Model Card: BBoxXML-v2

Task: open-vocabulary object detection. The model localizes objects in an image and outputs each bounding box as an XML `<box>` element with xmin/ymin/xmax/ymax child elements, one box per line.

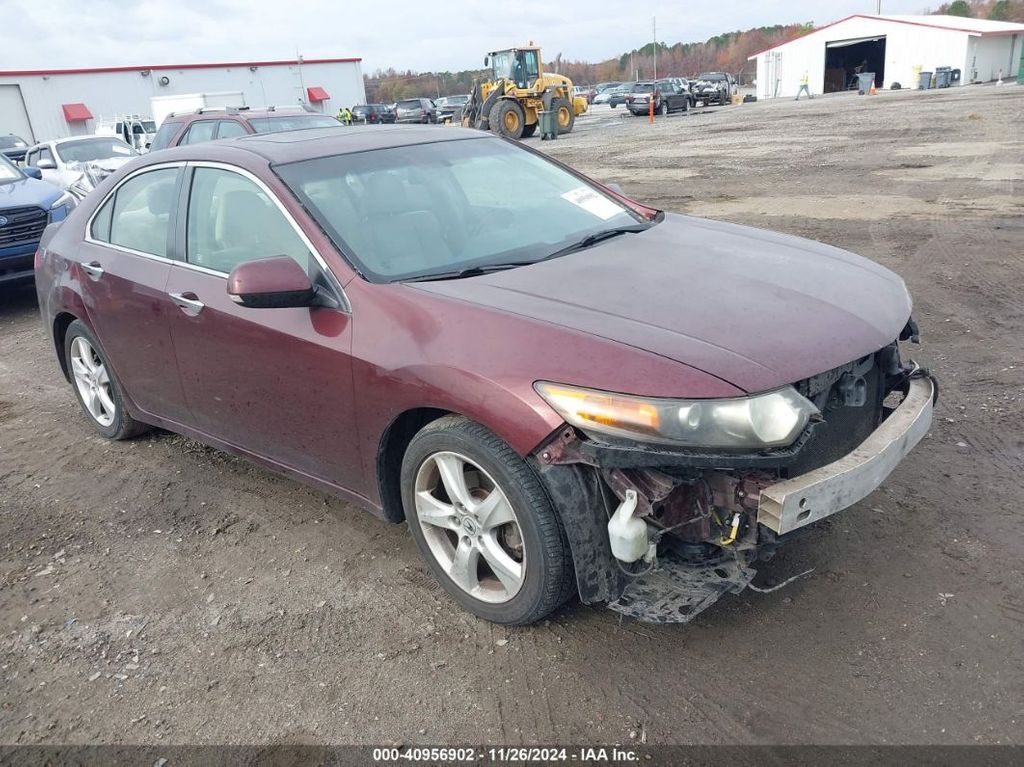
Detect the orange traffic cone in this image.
<box><xmin>869</xmin><ymin>81</ymin><xmax>877</xmax><ymax>96</ymax></box>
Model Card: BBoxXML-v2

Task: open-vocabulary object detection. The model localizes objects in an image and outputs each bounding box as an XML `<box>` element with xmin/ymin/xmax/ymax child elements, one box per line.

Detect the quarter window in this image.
<box><xmin>105</xmin><ymin>168</ymin><xmax>179</xmax><ymax>257</ymax></box>
<box><xmin>185</xmin><ymin>167</ymin><xmax>313</xmax><ymax>274</ymax></box>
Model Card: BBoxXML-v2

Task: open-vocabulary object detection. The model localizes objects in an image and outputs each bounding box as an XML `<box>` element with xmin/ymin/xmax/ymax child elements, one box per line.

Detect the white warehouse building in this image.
<box><xmin>0</xmin><ymin>56</ymin><xmax>366</xmax><ymax>143</ymax></box>
<box><xmin>750</xmin><ymin>14</ymin><xmax>1024</xmax><ymax>100</ymax></box>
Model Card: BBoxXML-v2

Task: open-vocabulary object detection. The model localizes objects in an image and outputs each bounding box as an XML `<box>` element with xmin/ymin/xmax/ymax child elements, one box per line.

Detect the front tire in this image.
<box><xmin>489</xmin><ymin>100</ymin><xmax>525</xmax><ymax>139</ymax></box>
<box><xmin>551</xmin><ymin>97</ymin><xmax>575</xmax><ymax>134</ymax></box>
<box><xmin>64</xmin><ymin>320</ymin><xmax>148</xmax><ymax>440</ymax></box>
<box><xmin>401</xmin><ymin>415</ymin><xmax>575</xmax><ymax>625</ymax></box>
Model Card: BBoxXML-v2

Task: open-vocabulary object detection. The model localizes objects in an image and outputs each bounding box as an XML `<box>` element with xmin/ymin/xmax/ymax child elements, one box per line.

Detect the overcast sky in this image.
<box><xmin>9</xmin><ymin>0</ymin><xmax>936</xmax><ymax>73</ymax></box>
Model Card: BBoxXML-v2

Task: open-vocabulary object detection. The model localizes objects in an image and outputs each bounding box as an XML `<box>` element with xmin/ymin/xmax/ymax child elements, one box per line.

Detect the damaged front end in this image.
<box><xmin>65</xmin><ymin>160</ymin><xmax>124</xmax><ymax>200</ymax></box>
<box><xmin>533</xmin><ymin>337</ymin><xmax>936</xmax><ymax>623</ymax></box>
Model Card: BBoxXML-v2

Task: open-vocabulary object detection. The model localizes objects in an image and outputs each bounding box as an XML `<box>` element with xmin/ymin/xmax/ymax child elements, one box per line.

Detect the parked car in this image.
<box><xmin>693</xmin><ymin>72</ymin><xmax>737</xmax><ymax>105</ymax></box>
<box><xmin>394</xmin><ymin>98</ymin><xmax>437</xmax><ymax>124</ymax></box>
<box><xmin>1</xmin><ymin>134</ymin><xmax>31</xmax><ymax>164</ymax></box>
<box><xmin>435</xmin><ymin>95</ymin><xmax>470</xmax><ymax>124</ymax></box>
<box><xmin>351</xmin><ymin>104</ymin><xmax>397</xmax><ymax>125</ymax></box>
<box><xmin>35</xmin><ymin>125</ymin><xmax>933</xmax><ymax>626</ymax></box>
<box><xmin>0</xmin><ymin>153</ymin><xmax>75</xmax><ymax>285</ymax></box>
<box><xmin>148</xmin><ymin>107</ymin><xmax>341</xmax><ymax>151</ymax></box>
<box><xmin>572</xmin><ymin>85</ymin><xmax>596</xmax><ymax>104</ymax></box>
<box><xmin>595</xmin><ymin>84</ymin><xmax>632</xmax><ymax>108</ymax></box>
<box><xmin>625</xmin><ymin>80</ymin><xmax>690</xmax><ymax>116</ymax></box>
<box><xmin>24</xmin><ymin>136</ymin><xmax>139</xmax><ymax>199</ymax></box>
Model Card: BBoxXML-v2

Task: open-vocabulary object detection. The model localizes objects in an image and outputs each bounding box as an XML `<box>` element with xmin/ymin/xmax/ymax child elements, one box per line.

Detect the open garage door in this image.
<box><xmin>0</xmin><ymin>85</ymin><xmax>35</xmax><ymax>143</ymax></box>
<box><xmin>824</xmin><ymin>36</ymin><xmax>886</xmax><ymax>93</ymax></box>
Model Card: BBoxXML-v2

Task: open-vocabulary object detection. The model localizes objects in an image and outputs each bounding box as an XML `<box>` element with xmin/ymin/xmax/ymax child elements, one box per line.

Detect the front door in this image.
<box><xmin>76</xmin><ymin>165</ymin><xmax>191</xmax><ymax>423</ymax></box>
<box><xmin>165</xmin><ymin>164</ymin><xmax>361</xmax><ymax>490</ymax></box>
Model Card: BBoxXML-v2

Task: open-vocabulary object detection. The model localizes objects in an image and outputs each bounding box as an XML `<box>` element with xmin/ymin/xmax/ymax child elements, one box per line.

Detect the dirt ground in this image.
<box><xmin>1</xmin><ymin>85</ymin><xmax>1022</xmax><ymax>747</ymax></box>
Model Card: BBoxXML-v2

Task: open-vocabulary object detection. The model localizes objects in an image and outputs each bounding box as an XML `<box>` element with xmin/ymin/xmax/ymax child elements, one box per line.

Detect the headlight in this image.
<box><xmin>48</xmin><ymin>191</ymin><xmax>77</xmax><ymax>222</ymax></box>
<box><xmin>534</xmin><ymin>382</ymin><xmax>819</xmax><ymax>449</ymax></box>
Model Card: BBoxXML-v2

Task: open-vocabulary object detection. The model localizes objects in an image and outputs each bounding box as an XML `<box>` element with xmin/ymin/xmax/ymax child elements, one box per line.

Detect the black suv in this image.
<box><xmin>624</xmin><ymin>81</ymin><xmax>690</xmax><ymax>116</ymax></box>
<box><xmin>351</xmin><ymin>104</ymin><xmax>397</xmax><ymax>125</ymax></box>
<box><xmin>148</xmin><ymin>107</ymin><xmax>341</xmax><ymax>151</ymax></box>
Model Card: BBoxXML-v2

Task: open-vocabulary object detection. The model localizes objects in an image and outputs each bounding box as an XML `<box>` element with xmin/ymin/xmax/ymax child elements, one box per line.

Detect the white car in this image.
<box><xmin>23</xmin><ymin>136</ymin><xmax>138</xmax><ymax>199</ymax></box>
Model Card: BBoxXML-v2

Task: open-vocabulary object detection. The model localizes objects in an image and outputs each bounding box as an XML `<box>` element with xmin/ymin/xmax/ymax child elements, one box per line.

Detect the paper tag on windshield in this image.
<box><xmin>561</xmin><ymin>187</ymin><xmax>621</xmax><ymax>220</ymax></box>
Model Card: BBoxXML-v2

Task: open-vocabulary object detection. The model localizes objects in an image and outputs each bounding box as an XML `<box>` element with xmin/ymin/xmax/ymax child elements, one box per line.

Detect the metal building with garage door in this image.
<box><xmin>749</xmin><ymin>14</ymin><xmax>1024</xmax><ymax>100</ymax></box>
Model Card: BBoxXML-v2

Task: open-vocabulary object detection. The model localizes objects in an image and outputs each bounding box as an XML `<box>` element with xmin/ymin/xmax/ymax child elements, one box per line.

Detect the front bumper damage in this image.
<box><xmin>534</xmin><ymin>344</ymin><xmax>936</xmax><ymax>623</ymax></box>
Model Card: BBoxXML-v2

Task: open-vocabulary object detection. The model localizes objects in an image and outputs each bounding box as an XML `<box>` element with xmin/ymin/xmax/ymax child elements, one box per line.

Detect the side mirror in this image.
<box><xmin>23</xmin><ymin>167</ymin><xmax>43</xmax><ymax>180</ymax></box>
<box><xmin>227</xmin><ymin>256</ymin><xmax>317</xmax><ymax>309</ymax></box>
<box><xmin>483</xmin><ymin>56</ymin><xmax>490</xmax><ymax>67</ymax></box>
<box><xmin>36</xmin><ymin>158</ymin><xmax>56</xmax><ymax>170</ymax></box>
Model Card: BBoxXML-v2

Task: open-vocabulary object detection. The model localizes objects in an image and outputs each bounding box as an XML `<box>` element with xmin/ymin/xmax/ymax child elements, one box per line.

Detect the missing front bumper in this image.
<box><xmin>758</xmin><ymin>376</ymin><xmax>934</xmax><ymax>535</ymax></box>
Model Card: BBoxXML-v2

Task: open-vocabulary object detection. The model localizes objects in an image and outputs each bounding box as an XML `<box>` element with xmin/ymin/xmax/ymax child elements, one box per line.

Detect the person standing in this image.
<box><xmin>796</xmin><ymin>71</ymin><xmax>813</xmax><ymax>100</ymax></box>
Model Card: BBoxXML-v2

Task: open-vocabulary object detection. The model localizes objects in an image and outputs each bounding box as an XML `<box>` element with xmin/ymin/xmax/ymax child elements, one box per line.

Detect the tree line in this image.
<box><xmin>362</xmin><ymin>2</ymin><xmax>1023</xmax><ymax>102</ymax></box>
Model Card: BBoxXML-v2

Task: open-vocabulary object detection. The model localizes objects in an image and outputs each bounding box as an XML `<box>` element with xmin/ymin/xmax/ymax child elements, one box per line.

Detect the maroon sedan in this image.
<box><xmin>35</xmin><ymin>126</ymin><xmax>935</xmax><ymax>625</ymax></box>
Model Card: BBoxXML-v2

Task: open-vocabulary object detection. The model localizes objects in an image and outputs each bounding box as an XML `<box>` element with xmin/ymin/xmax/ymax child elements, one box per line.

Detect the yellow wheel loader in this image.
<box><xmin>462</xmin><ymin>45</ymin><xmax>588</xmax><ymax>139</ymax></box>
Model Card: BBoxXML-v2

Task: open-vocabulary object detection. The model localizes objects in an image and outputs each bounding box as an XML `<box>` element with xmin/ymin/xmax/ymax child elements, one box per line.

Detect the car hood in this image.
<box><xmin>0</xmin><ymin>175</ymin><xmax>63</xmax><ymax>209</ymax></box>
<box><xmin>410</xmin><ymin>214</ymin><xmax>912</xmax><ymax>393</ymax></box>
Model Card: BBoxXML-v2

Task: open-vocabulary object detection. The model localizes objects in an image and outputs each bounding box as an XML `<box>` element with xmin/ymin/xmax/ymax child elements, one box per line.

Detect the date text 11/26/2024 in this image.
<box><xmin>373</xmin><ymin>746</ymin><xmax>641</xmax><ymax>763</ymax></box>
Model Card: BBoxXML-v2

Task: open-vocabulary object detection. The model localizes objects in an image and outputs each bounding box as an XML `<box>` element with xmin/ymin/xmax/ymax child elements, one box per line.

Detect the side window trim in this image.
<box><xmin>84</xmin><ymin>162</ymin><xmax>187</xmax><ymax>262</ymax></box>
<box><xmin>180</xmin><ymin>161</ymin><xmax>349</xmax><ymax>310</ymax></box>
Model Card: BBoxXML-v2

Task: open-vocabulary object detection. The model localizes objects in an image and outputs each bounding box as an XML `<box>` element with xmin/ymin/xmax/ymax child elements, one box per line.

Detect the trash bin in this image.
<box><xmin>919</xmin><ymin>71</ymin><xmax>933</xmax><ymax>90</ymax></box>
<box><xmin>934</xmin><ymin>67</ymin><xmax>952</xmax><ymax>88</ymax></box>
<box><xmin>857</xmin><ymin>72</ymin><xmax>876</xmax><ymax>95</ymax></box>
<box><xmin>538</xmin><ymin>110</ymin><xmax>557</xmax><ymax>141</ymax></box>
<box><xmin>950</xmin><ymin>68</ymin><xmax>961</xmax><ymax>85</ymax></box>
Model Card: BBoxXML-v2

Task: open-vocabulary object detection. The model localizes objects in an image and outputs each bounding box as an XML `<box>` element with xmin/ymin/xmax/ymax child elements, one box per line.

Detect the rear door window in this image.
<box><xmin>181</xmin><ymin>121</ymin><xmax>218</xmax><ymax>145</ymax></box>
<box><xmin>105</xmin><ymin>168</ymin><xmax>180</xmax><ymax>257</ymax></box>
<box><xmin>216</xmin><ymin>120</ymin><xmax>247</xmax><ymax>139</ymax></box>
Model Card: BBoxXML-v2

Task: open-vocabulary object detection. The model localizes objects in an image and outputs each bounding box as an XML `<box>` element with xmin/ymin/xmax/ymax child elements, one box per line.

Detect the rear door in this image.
<box><xmin>77</xmin><ymin>164</ymin><xmax>192</xmax><ymax>424</ymax></box>
<box><xmin>164</xmin><ymin>163</ymin><xmax>361</xmax><ymax>489</ymax></box>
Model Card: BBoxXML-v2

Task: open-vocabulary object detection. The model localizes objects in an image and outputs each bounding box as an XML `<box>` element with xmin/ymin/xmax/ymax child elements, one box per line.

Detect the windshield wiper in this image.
<box><xmin>541</xmin><ymin>224</ymin><xmax>651</xmax><ymax>262</ymax></box>
<box><xmin>400</xmin><ymin>262</ymin><xmax>533</xmax><ymax>283</ymax></box>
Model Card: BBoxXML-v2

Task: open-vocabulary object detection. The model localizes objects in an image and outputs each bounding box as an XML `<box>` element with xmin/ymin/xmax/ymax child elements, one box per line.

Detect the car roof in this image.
<box><xmin>143</xmin><ymin>125</ymin><xmax>492</xmax><ymax>166</ymax></box>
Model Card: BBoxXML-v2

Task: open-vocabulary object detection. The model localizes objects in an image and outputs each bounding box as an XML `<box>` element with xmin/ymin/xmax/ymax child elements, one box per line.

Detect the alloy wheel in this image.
<box><xmin>69</xmin><ymin>336</ymin><xmax>116</xmax><ymax>427</ymax></box>
<box><xmin>414</xmin><ymin>451</ymin><xmax>525</xmax><ymax>604</ymax></box>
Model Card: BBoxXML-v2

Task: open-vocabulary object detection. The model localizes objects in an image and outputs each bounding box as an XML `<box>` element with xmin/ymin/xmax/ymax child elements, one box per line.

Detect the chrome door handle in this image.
<box><xmin>169</xmin><ymin>292</ymin><xmax>205</xmax><ymax>316</ymax></box>
<box><xmin>81</xmin><ymin>261</ymin><xmax>104</xmax><ymax>281</ymax></box>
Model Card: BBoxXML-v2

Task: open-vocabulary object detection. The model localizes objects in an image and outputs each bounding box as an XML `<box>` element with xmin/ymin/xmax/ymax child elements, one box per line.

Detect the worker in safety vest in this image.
<box><xmin>337</xmin><ymin>106</ymin><xmax>353</xmax><ymax>125</ymax></box>
<box><xmin>796</xmin><ymin>71</ymin><xmax>813</xmax><ymax>101</ymax></box>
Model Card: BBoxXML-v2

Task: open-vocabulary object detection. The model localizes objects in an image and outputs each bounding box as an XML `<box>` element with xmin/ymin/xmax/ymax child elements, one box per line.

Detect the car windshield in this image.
<box><xmin>55</xmin><ymin>138</ymin><xmax>137</xmax><ymax>163</ymax></box>
<box><xmin>440</xmin><ymin>96</ymin><xmax>468</xmax><ymax>106</ymax></box>
<box><xmin>0</xmin><ymin>135</ymin><xmax>28</xmax><ymax>149</ymax></box>
<box><xmin>397</xmin><ymin>100</ymin><xmax>422</xmax><ymax>109</ymax></box>
<box><xmin>698</xmin><ymin>73</ymin><xmax>727</xmax><ymax>81</ymax></box>
<box><xmin>630</xmin><ymin>83</ymin><xmax>653</xmax><ymax>93</ymax></box>
<box><xmin>277</xmin><ymin>137</ymin><xmax>647</xmax><ymax>282</ymax></box>
<box><xmin>0</xmin><ymin>154</ymin><xmax>22</xmax><ymax>182</ymax></box>
<box><xmin>248</xmin><ymin>115</ymin><xmax>342</xmax><ymax>133</ymax></box>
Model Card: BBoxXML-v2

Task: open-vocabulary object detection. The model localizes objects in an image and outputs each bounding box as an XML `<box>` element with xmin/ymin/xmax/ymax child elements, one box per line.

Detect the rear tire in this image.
<box><xmin>552</xmin><ymin>97</ymin><xmax>575</xmax><ymax>134</ymax></box>
<box><xmin>489</xmin><ymin>100</ymin><xmax>525</xmax><ymax>139</ymax></box>
<box><xmin>401</xmin><ymin>415</ymin><xmax>575</xmax><ymax>625</ymax></box>
<box><xmin>64</xmin><ymin>320</ymin><xmax>149</xmax><ymax>441</ymax></box>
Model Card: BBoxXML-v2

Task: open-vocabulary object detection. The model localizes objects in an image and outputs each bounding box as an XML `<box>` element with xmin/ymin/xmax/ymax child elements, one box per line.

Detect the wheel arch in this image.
<box><xmin>52</xmin><ymin>310</ymin><xmax>82</xmax><ymax>382</ymax></box>
<box><xmin>376</xmin><ymin>407</ymin><xmax>454</xmax><ymax>523</ymax></box>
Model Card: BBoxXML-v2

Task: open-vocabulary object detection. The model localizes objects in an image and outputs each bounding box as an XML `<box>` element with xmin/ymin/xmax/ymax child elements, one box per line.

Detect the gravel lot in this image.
<box><xmin>1</xmin><ymin>85</ymin><xmax>1022</xmax><ymax>746</ymax></box>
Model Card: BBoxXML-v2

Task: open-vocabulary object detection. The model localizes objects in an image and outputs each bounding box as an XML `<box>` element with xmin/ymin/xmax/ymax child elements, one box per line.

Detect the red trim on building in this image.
<box><xmin>62</xmin><ymin>103</ymin><xmax>93</xmax><ymax>122</ymax></box>
<box><xmin>0</xmin><ymin>57</ymin><xmax>361</xmax><ymax>78</ymax></box>
<box><xmin>306</xmin><ymin>86</ymin><xmax>331</xmax><ymax>103</ymax></box>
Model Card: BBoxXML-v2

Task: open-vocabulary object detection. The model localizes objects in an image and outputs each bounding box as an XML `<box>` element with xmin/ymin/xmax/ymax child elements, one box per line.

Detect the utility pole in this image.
<box><xmin>653</xmin><ymin>17</ymin><xmax>657</xmax><ymax>81</ymax></box>
<box><xmin>876</xmin><ymin>0</ymin><xmax>881</xmax><ymax>13</ymax></box>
